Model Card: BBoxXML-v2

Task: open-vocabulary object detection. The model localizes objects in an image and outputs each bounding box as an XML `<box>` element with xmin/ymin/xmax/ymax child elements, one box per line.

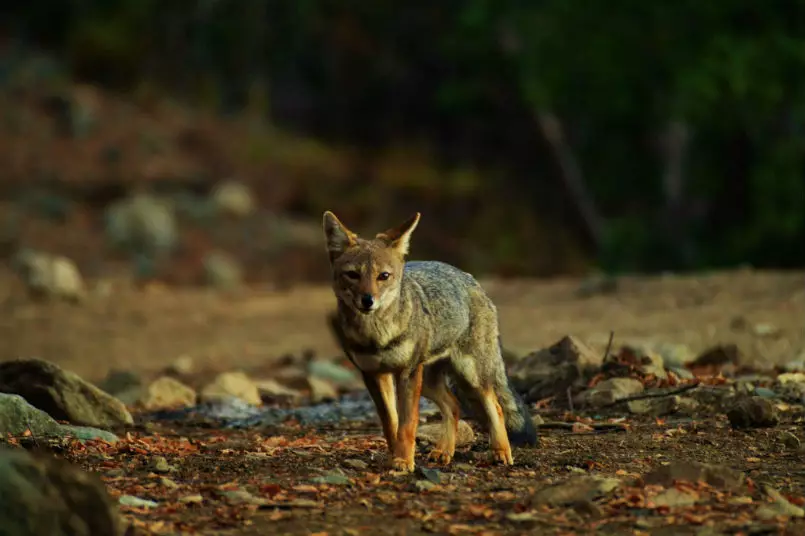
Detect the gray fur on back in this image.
<box><xmin>404</xmin><ymin>261</ymin><xmax>479</xmax><ymax>352</ymax></box>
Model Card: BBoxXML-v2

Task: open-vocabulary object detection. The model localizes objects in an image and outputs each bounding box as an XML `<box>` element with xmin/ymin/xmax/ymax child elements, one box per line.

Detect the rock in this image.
<box><xmin>417</xmin><ymin>467</ymin><xmax>442</xmax><ymax>484</ymax></box>
<box><xmin>617</xmin><ymin>345</ymin><xmax>668</xmax><ymax>380</ymax></box>
<box><xmin>575</xmin><ymin>377</ymin><xmax>644</xmax><ymax>408</ymax></box>
<box><xmin>415</xmin><ymin>480</ymin><xmax>437</xmax><ymax>492</ymax></box>
<box><xmin>644</xmin><ymin>461</ymin><xmax>745</xmax><ymax>491</ymax></box>
<box><xmin>417</xmin><ymin>420</ymin><xmax>475</xmax><ymax>447</ymax></box>
<box><xmin>652</xmin><ymin>488</ymin><xmax>699</xmax><ymax>508</ymax></box>
<box><xmin>342</xmin><ymin>459</ymin><xmax>368</xmax><ymax>470</ymax></box>
<box><xmin>221</xmin><ymin>489</ymin><xmax>267</xmax><ymax>505</ymax></box>
<box><xmin>0</xmin><ymin>393</ymin><xmax>67</xmax><ymax>436</ymax></box>
<box><xmin>96</xmin><ymin>370</ymin><xmax>143</xmax><ymax>406</ymax></box>
<box><xmin>774</xmin><ymin>373</ymin><xmax>805</xmax><ymax>403</ymax></box>
<box><xmin>210</xmin><ymin>180</ymin><xmax>256</xmax><ymax>219</ymax></box>
<box><xmin>307</xmin><ymin>360</ymin><xmax>362</xmax><ymax>389</ymax></box>
<box><xmin>0</xmin><ymin>447</ymin><xmax>122</xmax><ymax>536</ymax></box>
<box><xmin>638</xmin><ymin>351</ymin><xmax>668</xmax><ymax>380</ymax></box>
<box><xmin>311</xmin><ymin>471</ymin><xmax>352</xmax><ymax>486</ymax></box>
<box><xmin>531</xmin><ymin>476</ymin><xmax>620</xmax><ymax>507</ymax></box>
<box><xmin>783</xmin><ymin>355</ymin><xmax>805</xmax><ymax>372</ymax></box>
<box><xmin>689</xmin><ymin>344</ymin><xmax>741</xmax><ymax>369</ymax></box>
<box><xmin>159</xmin><ymin>477</ymin><xmax>179</xmax><ymax>489</ymax></box>
<box><xmin>140</xmin><ymin>376</ymin><xmax>197</xmax><ymax>411</ymax></box>
<box><xmin>119</xmin><ymin>495</ymin><xmax>158</xmax><ymax>509</ymax></box>
<box><xmin>777</xmin><ymin>431</ymin><xmax>801</xmax><ymax>450</ymax></box>
<box><xmin>0</xmin><ymin>359</ymin><xmax>133</xmax><ymax>428</ymax></box>
<box><xmin>753</xmin><ymin>323</ymin><xmax>781</xmax><ymax>338</ymax></box>
<box><xmin>60</xmin><ymin>425</ymin><xmax>119</xmax><ymax>444</ymax></box>
<box><xmin>0</xmin><ymin>393</ymin><xmax>117</xmax><ymax>443</ymax></box>
<box><xmin>200</xmin><ymin>371</ymin><xmax>261</xmax><ymax>406</ymax></box>
<box><xmin>726</xmin><ymin>396</ymin><xmax>778</xmax><ymax>429</ymax></box>
<box><xmin>628</xmin><ymin>341</ymin><xmax>695</xmax><ymax>370</ymax></box>
<box><xmin>627</xmin><ymin>396</ymin><xmax>676</xmax><ymax>416</ymax></box>
<box><xmin>777</xmin><ymin>372</ymin><xmax>805</xmax><ymax>385</ymax></box>
<box><xmin>165</xmin><ymin>355</ymin><xmax>194</xmax><ymax>376</ymax></box>
<box><xmin>11</xmin><ymin>250</ymin><xmax>85</xmax><ymax>303</ymax></box>
<box><xmin>273</xmin><ymin>366</ymin><xmax>310</xmax><ymax>390</ymax></box>
<box><xmin>532</xmin><ymin>414</ymin><xmax>545</xmax><ymax>426</ymax></box>
<box><xmin>669</xmin><ymin>367</ymin><xmax>695</xmax><ymax>380</ymax></box>
<box><xmin>509</xmin><ymin>336</ymin><xmax>604</xmax><ymax>402</ymax></box>
<box><xmin>307</xmin><ymin>376</ymin><xmax>339</xmax><ymax>403</ymax></box>
<box><xmin>202</xmin><ymin>251</ymin><xmax>242</xmax><ymax>289</ymax></box>
<box><xmin>149</xmin><ymin>456</ymin><xmax>175</xmax><ymax>474</ymax></box>
<box><xmin>256</xmin><ymin>379</ymin><xmax>302</xmax><ymax>402</ymax></box>
<box><xmin>628</xmin><ymin>395</ymin><xmax>699</xmax><ymax>416</ymax></box>
<box><xmin>104</xmin><ymin>194</ymin><xmax>178</xmax><ymax>256</ymax></box>
<box><xmin>753</xmin><ymin>387</ymin><xmax>779</xmax><ymax>399</ymax></box>
<box><xmin>756</xmin><ymin>486</ymin><xmax>804</xmax><ymax>520</ymax></box>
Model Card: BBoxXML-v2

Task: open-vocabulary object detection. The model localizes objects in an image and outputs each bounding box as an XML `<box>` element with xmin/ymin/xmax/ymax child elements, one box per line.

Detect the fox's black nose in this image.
<box><xmin>360</xmin><ymin>294</ymin><xmax>375</xmax><ymax>309</ymax></box>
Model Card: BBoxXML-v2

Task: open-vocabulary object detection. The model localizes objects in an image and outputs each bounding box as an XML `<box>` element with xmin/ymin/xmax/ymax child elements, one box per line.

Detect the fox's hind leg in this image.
<box><xmin>450</xmin><ymin>293</ymin><xmax>515</xmax><ymax>466</ymax></box>
<box><xmin>480</xmin><ymin>388</ymin><xmax>514</xmax><ymax>465</ymax></box>
<box><xmin>361</xmin><ymin>371</ymin><xmax>398</xmax><ymax>455</ymax></box>
<box><xmin>421</xmin><ymin>362</ymin><xmax>460</xmax><ymax>465</ymax></box>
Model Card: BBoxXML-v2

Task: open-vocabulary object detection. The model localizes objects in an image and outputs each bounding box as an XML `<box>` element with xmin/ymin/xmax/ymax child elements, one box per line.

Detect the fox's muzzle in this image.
<box><xmin>357</xmin><ymin>293</ymin><xmax>375</xmax><ymax>313</ymax></box>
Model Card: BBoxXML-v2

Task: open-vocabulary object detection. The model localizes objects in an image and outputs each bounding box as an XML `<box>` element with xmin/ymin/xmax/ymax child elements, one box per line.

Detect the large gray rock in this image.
<box><xmin>0</xmin><ymin>393</ymin><xmax>65</xmax><ymax>436</ymax></box>
<box><xmin>0</xmin><ymin>359</ymin><xmax>133</xmax><ymax>428</ymax></box>
<box><xmin>0</xmin><ymin>447</ymin><xmax>122</xmax><ymax>536</ymax></box>
<box><xmin>509</xmin><ymin>336</ymin><xmax>603</xmax><ymax>402</ymax></box>
<box><xmin>0</xmin><ymin>393</ymin><xmax>117</xmax><ymax>444</ymax></box>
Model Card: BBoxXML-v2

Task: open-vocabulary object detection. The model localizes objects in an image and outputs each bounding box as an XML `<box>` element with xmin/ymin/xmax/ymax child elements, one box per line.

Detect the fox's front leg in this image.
<box><xmin>392</xmin><ymin>364</ymin><xmax>424</xmax><ymax>472</ymax></box>
<box><xmin>361</xmin><ymin>371</ymin><xmax>398</xmax><ymax>454</ymax></box>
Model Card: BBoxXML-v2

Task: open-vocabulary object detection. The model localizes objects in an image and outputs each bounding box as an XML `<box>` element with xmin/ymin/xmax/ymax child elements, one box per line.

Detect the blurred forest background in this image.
<box><xmin>1</xmin><ymin>1</ymin><xmax>804</xmax><ymax>290</ymax></box>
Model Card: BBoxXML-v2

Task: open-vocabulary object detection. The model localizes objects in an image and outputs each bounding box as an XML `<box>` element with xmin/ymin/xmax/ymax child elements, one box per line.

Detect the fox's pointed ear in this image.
<box><xmin>376</xmin><ymin>212</ymin><xmax>420</xmax><ymax>256</ymax></box>
<box><xmin>323</xmin><ymin>211</ymin><xmax>357</xmax><ymax>263</ymax></box>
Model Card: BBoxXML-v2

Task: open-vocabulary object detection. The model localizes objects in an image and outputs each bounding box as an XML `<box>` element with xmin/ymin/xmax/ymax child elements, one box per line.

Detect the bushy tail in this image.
<box><xmin>448</xmin><ymin>358</ymin><xmax>539</xmax><ymax>448</ymax></box>
<box><xmin>495</xmin><ymin>375</ymin><xmax>539</xmax><ymax>446</ymax></box>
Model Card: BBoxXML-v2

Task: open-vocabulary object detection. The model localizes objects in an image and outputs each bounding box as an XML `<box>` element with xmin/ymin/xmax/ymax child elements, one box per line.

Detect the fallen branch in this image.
<box><xmin>536</xmin><ymin>421</ymin><xmax>628</xmax><ymax>433</ymax></box>
<box><xmin>598</xmin><ymin>381</ymin><xmax>700</xmax><ymax>409</ymax></box>
<box><xmin>602</xmin><ymin>330</ymin><xmax>614</xmax><ymax>361</ymax></box>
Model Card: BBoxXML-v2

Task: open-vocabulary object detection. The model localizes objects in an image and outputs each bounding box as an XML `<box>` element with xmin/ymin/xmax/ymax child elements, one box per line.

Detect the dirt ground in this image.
<box><xmin>3</xmin><ymin>268</ymin><xmax>805</xmax><ymax>535</ymax></box>
<box><xmin>1</xmin><ymin>268</ymin><xmax>803</xmax><ymax>383</ymax></box>
<box><xmin>51</xmin><ymin>412</ymin><xmax>804</xmax><ymax>536</ymax></box>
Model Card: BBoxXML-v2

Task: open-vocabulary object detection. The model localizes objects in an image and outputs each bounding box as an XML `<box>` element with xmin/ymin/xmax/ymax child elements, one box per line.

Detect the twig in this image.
<box><xmin>536</xmin><ymin>421</ymin><xmax>628</xmax><ymax>433</ymax></box>
<box><xmin>602</xmin><ymin>330</ymin><xmax>614</xmax><ymax>361</ymax></box>
<box><xmin>598</xmin><ymin>382</ymin><xmax>700</xmax><ymax>409</ymax></box>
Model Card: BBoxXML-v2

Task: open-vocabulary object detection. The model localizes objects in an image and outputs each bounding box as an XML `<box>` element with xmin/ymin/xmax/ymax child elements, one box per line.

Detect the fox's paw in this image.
<box><xmin>390</xmin><ymin>456</ymin><xmax>416</xmax><ymax>473</ymax></box>
<box><xmin>427</xmin><ymin>448</ymin><xmax>453</xmax><ymax>465</ymax></box>
<box><xmin>491</xmin><ymin>448</ymin><xmax>514</xmax><ymax>466</ymax></box>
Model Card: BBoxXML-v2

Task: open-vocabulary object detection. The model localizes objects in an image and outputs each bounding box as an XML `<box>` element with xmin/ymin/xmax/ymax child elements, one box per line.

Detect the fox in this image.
<box><xmin>322</xmin><ymin>211</ymin><xmax>538</xmax><ymax>473</ymax></box>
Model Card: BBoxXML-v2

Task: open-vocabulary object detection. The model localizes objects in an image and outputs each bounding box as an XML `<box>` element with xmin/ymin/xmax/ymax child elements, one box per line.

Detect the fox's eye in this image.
<box><xmin>377</xmin><ymin>272</ymin><xmax>391</xmax><ymax>281</ymax></box>
<box><xmin>344</xmin><ymin>270</ymin><xmax>360</xmax><ymax>280</ymax></box>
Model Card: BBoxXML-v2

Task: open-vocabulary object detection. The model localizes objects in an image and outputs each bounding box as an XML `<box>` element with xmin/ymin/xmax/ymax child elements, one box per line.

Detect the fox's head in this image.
<box><xmin>322</xmin><ymin>211</ymin><xmax>420</xmax><ymax>315</ymax></box>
